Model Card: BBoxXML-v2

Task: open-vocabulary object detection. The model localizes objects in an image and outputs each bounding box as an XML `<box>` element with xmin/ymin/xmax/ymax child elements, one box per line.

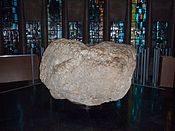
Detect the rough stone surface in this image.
<box><xmin>40</xmin><ymin>39</ymin><xmax>136</xmax><ymax>106</ymax></box>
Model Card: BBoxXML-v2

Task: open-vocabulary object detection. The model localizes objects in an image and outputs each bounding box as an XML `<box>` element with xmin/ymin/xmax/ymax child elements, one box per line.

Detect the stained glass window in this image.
<box><xmin>89</xmin><ymin>0</ymin><xmax>104</xmax><ymax>45</ymax></box>
<box><xmin>0</xmin><ymin>0</ymin><xmax>19</xmax><ymax>54</ymax></box>
<box><xmin>152</xmin><ymin>21</ymin><xmax>168</xmax><ymax>49</ymax></box>
<box><xmin>68</xmin><ymin>21</ymin><xmax>82</xmax><ymax>41</ymax></box>
<box><xmin>47</xmin><ymin>0</ymin><xmax>62</xmax><ymax>43</ymax></box>
<box><xmin>110</xmin><ymin>22</ymin><xmax>125</xmax><ymax>43</ymax></box>
<box><xmin>26</xmin><ymin>21</ymin><xmax>42</xmax><ymax>55</ymax></box>
<box><xmin>131</xmin><ymin>0</ymin><xmax>146</xmax><ymax>49</ymax></box>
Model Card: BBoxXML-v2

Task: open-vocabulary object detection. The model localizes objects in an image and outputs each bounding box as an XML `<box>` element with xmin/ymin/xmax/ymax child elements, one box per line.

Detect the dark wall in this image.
<box><xmin>68</xmin><ymin>0</ymin><xmax>84</xmax><ymax>21</ymax></box>
<box><xmin>152</xmin><ymin>0</ymin><xmax>172</xmax><ymax>21</ymax></box>
<box><xmin>110</xmin><ymin>0</ymin><xmax>127</xmax><ymax>22</ymax></box>
<box><xmin>23</xmin><ymin>0</ymin><xmax>43</xmax><ymax>21</ymax></box>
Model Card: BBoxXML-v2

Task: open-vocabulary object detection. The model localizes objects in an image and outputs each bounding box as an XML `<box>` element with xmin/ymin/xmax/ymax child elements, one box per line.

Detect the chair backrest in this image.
<box><xmin>159</xmin><ymin>56</ymin><xmax>175</xmax><ymax>88</ymax></box>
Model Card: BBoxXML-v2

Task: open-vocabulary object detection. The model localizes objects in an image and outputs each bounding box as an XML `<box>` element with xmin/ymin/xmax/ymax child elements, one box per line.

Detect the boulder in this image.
<box><xmin>40</xmin><ymin>39</ymin><xmax>136</xmax><ymax>106</ymax></box>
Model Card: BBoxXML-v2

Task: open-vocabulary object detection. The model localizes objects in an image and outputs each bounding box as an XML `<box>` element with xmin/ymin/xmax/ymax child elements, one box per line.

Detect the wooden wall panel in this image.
<box><xmin>0</xmin><ymin>55</ymin><xmax>39</xmax><ymax>83</ymax></box>
<box><xmin>160</xmin><ymin>56</ymin><xmax>175</xmax><ymax>87</ymax></box>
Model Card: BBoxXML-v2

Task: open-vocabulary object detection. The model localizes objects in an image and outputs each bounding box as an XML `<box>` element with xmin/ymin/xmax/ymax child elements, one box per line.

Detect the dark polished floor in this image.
<box><xmin>0</xmin><ymin>83</ymin><xmax>174</xmax><ymax>131</ymax></box>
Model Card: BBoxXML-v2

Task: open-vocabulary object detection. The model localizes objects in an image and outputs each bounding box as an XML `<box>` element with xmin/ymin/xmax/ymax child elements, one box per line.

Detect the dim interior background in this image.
<box><xmin>0</xmin><ymin>0</ymin><xmax>175</xmax><ymax>130</ymax></box>
<box><xmin>0</xmin><ymin>0</ymin><xmax>175</xmax><ymax>87</ymax></box>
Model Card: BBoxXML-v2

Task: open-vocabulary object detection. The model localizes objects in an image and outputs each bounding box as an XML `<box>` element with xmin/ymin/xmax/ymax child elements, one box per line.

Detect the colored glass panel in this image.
<box><xmin>110</xmin><ymin>22</ymin><xmax>125</xmax><ymax>43</ymax></box>
<box><xmin>68</xmin><ymin>21</ymin><xmax>82</xmax><ymax>42</ymax></box>
<box><xmin>47</xmin><ymin>0</ymin><xmax>62</xmax><ymax>43</ymax></box>
<box><xmin>0</xmin><ymin>0</ymin><xmax>19</xmax><ymax>54</ymax></box>
<box><xmin>131</xmin><ymin>0</ymin><xmax>146</xmax><ymax>49</ymax></box>
<box><xmin>26</xmin><ymin>21</ymin><xmax>42</xmax><ymax>55</ymax></box>
<box><xmin>152</xmin><ymin>21</ymin><xmax>168</xmax><ymax>49</ymax></box>
<box><xmin>89</xmin><ymin>0</ymin><xmax>104</xmax><ymax>44</ymax></box>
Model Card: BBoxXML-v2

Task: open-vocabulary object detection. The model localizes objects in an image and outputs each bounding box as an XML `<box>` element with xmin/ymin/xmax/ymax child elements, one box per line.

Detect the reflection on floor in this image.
<box><xmin>0</xmin><ymin>84</ymin><xmax>174</xmax><ymax>131</ymax></box>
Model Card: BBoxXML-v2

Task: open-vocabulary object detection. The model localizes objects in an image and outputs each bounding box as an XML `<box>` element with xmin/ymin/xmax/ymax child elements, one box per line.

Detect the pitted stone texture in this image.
<box><xmin>40</xmin><ymin>39</ymin><xmax>136</xmax><ymax>106</ymax></box>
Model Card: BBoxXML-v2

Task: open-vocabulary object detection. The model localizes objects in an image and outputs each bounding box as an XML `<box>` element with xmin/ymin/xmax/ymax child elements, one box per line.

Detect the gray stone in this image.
<box><xmin>40</xmin><ymin>39</ymin><xmax>136</xmax><ymax>106</ymax></box>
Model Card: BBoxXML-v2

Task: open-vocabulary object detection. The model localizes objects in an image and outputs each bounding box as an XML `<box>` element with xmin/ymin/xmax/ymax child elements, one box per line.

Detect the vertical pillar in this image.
<box><xmin>170</xmin><ymin>0</ymin><xmax>175</xmax><ymax>56</ymax></box>
<box><xmin>0</xmin><ymin>2</ymin><xmax>4</xmax><ymax>54</ymax></box>
<box><xmin>125</xmin><ymin>0</ymin><xmax>131</xmax><ymax>44</ymax></box>
<box><xmin>83</xmin><ymin>0</ymin><xmax>89</xmax><ymax>44</ymax></box>
<box><xmin>41</xmin><ymin>0</ymin><xmax>48</xmax><ymax>49</ymax></box>
<box><xmin>103</xmin><ymin>0</ymin><xmax>110</xmax><ymax>41</ymax></box>
<box><xmin>145</xmin><ymin>0</ymin><xmax>152</xmax><ymax>48</ymax></box>
<box><xmin>18</xmin><ymin>0</ymin><xmax>26</xmax><ymax>54</ymax></box>
<box><xmin>62</xmin><ymin>0</ymin><xmax>68</xmax><ymax>38</ymax></box>
<box><xmin>0</xmin><ymin>16</ymin><xmax>3</xmax><ymax>55</ymax></box>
